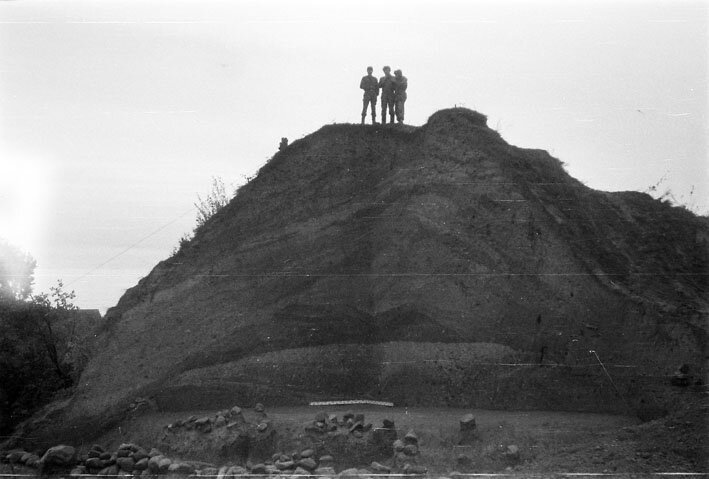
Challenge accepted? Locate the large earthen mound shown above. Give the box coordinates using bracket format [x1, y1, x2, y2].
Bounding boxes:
[16, 108, 708, 447]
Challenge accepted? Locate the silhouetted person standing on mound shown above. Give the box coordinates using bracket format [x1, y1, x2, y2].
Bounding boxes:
[379, 66, 395, 124]
[393, 69, 408, 124]
[360, 66, 379, 124]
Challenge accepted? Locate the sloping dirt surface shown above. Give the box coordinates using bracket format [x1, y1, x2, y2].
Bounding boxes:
[9, 108, 707, 452]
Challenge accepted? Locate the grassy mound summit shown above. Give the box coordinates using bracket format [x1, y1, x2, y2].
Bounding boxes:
[13, 108, 708, 448]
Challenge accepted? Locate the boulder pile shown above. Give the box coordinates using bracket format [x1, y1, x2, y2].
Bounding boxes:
[161, 404, 275, 463]
[2, 443, 200, 477]
[2, 407, 496, 475]
[3, 444, 77, 474]
[392, 429, 426, 473]
[300, 409, 399, 467]
[165, 405, 249, 434]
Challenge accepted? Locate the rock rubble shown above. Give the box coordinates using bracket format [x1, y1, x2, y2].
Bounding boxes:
[2, 407, 487, 476]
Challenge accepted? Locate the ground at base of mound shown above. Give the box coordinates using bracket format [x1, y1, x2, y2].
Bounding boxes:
[58, 404, 706, 475]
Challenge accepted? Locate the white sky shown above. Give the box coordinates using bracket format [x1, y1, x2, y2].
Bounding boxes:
[0, 0, 707, 312]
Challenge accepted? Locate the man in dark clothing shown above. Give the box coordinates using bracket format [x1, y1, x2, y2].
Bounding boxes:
[393, 69, 408, 124]
[378, 66, 395, 124]
[360, 66, 379, 124]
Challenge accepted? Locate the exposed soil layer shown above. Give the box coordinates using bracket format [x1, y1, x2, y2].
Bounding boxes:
[9, 108, 707, 451]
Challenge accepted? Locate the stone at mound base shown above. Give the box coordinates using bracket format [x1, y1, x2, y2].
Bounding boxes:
[132, 449, 149, 462]
[339, 468, 361, 478]
[458, 413, 477, 445]
[98, 464, 119, 476]
[85, 457, 104, 470]
[69, 465, 86, 476]
[5, 450, 25, 463]
[275, 459, 295, 470]
[403, 464, 428, 474]
[460, 413, 476, 430]
[315, 466, 336, 475]
[370, 461, 391, 473]
[403, 444, 419, 456]
[134, 458, 149, 470]
[116, 456, 135, 472]
[394, 451, 408, 469]
[195, 416, 210, 424]
[148, 455, 163, 473]
[40, 444, 76, 467]
[297, 457, 317, 470]
[157, 457, 172, 473]
[22, 453, 41, 468]
[503, 444, 521, 463]
[226, 465, 248, 475]
[168, 462, 195, 474]
[404, 429, 418, 445]
[250, 463, 267, 474]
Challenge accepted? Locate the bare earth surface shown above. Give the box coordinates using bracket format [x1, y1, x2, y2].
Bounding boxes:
[3, 109, 706, 476]
[52, 109, 705, 449]
[23, 403, 699, 476]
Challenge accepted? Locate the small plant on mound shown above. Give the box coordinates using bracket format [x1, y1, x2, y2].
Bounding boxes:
[645, 176, 705, 215]
[170, 176, 236, 256]
[194, 176, 233, 230]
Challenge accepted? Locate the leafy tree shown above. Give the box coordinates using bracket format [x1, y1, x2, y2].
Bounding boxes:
[30, 280, 79, 387]
[0, 239, 36, 302]
[0, 278, 86, 435]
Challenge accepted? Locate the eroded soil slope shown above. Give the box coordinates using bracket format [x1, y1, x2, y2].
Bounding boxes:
[16, 108, 707, 448]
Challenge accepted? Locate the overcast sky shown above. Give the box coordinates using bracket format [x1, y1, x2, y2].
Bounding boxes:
[1, 0, 707, 312]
